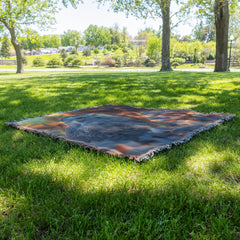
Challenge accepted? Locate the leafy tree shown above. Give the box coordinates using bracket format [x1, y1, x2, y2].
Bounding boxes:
[211, 0, 230, 71]
[60, 49, 68, 60]
[20, 29, 42, 51]
[62, 0, 80, 8]
[188, 0, 239, 72]
[134, 28, 154, 43]
[146, 36, 162, 63]
[169, 38, 215, 62]
[1, 36, 11, 59]
[109, 24, 121, 45]
[121, 27, 128, 44]
[180, 35, 193, 42]
[229, 5, 240, 40]
[0, 0, 82, 73]
[96, 0, 177, 71]
[61, 30, 83, 49]
[0, 0, 59, 73]
[84, 25, 111, 47]
[172, 41, 190, 59]
[41, 34, 61, 48]
[193, 21, 215, 42]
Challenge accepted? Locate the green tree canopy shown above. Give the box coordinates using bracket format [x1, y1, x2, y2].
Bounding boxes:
[61, 30, 83, 49]
[19, 29, 42, 51]
[40, 34, 62, 48]
[187, 0, 239, 71]
[1, 36, 11, 59]
[96, 0, 183, 71]
[193, 20, 215, 42]
[229, 5, 240, 40]
[84, 25, 111, 47]
[146, 36, 162, 62]
[0, 0, 82, 73]
[109, 24, 121, 45]
[134, 28, 155, 42]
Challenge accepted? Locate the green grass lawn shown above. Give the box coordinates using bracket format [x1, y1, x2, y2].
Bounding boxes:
[0, 71, 239, 239]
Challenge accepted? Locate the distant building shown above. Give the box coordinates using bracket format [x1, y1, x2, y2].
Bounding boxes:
[78, 45, 89, 52]
[58, 46, 75, 53]
[39, 48, 58, 54]
[132, 40, 147, 47]
[24, 50, 41, 55]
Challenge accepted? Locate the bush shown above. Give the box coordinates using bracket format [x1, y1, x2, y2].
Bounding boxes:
[171, 62, 180, 68]
[102, 57, 116, 67]
[47, 57, 62, 68]
[173, 50, 187, 59]
[129, 43, 134, 50]
[64, 56, 75, 66]
[64, 56, 83, 67]
[106, 45, 112, 51]
[133, 58, 143, 67]
[114, 49, 124, 56]
[33, 56, 45, 67]
[122, 47, 128, 53]
[60, 49, 68, 60]
[144, 58, 156, 67]
[94, 48, 99, 54]
[208, 54, 215, 60]
[22, 56, 28, 65]
[112, 44, 119, 51]
[170, 58, 185, 65]
[112, 55, 123, 67]
[200, 56, 207, 64]
[82, 49, 91, 57]
[70, 48, 78, 55]
[94, 58, 101, 66]
[71, 57, 83, 67]
[126, 60, 134, 67]
[103, 49, 108, 55]
[123, 53, 130, 67]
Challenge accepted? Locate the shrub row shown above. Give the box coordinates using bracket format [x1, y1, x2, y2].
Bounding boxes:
[33, 56, 83, 68]
[32, 56, 159, 68]
[101, 56, 157, 68]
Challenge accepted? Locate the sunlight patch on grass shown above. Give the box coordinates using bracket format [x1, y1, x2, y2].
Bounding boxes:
[0, 193, 11, 221]
[0, 71, 239, 239]
[9, 100, 21, 105]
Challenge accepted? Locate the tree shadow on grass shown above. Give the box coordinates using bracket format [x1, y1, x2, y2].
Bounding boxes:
[1, 71, 239, 168]
[0, 71, 240, 239]
[1, 149, 240, 239]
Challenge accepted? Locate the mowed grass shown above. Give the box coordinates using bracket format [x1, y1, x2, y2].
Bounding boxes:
[0, 71, 239, 239]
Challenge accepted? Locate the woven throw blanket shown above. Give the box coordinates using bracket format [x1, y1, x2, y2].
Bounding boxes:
[5, 104, 235, 162]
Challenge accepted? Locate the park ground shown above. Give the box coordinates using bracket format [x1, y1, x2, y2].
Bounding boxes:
[0, 71, 240, 239]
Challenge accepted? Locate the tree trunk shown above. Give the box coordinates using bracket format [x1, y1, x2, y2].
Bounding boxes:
[160, 0, 172, 71]
[9, 27, 24, 73]
[214, 0, 229, 72]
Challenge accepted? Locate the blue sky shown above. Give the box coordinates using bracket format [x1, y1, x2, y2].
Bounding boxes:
[41, 1, 195, 37]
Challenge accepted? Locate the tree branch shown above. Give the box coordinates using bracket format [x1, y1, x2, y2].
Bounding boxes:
[0, 17, 11, 30]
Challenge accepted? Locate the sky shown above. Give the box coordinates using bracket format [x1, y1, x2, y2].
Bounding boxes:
[40, 1, 195, 37]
